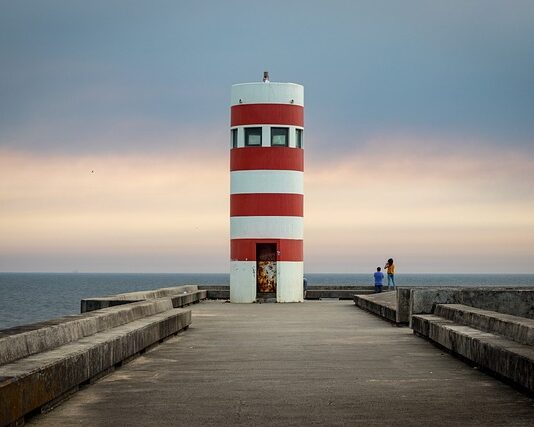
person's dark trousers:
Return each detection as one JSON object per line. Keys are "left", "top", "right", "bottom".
{"left": 374, "top": 285, "right": 382, "bottom": 293}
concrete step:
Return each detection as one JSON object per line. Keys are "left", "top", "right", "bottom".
{"left": 412, "top": 314, "right": 534, "bottom": 393}
{"left": 0, "top": 299, "right": 175, "bottom": 366}
{"left": 0, "top": 308, "right": 191, "bottom": 426}
{"left": 198, "top": 286, "right": 230, "bottom": 300}
{"left": 353, "top": 292, "right": 399, "bottom": 324}
{"left": 305, "top": 289, "right": 376, "bottom": 300}
{"left": 435, "top": 304, "right": 534, "bottom": 346}
{"left": 81, "top": 285, "right": 207, "bottom": 312}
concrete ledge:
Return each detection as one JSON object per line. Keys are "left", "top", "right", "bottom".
{"left": 198, "top": 286, "right": 230, "bottom": 300}
{"left": 305, "top": 286, "right": 376, "bottom": 300}
{"left": 354, "top": 292, "right": 399, "bottom": 324}
{"left": 0, "top": 299, "right": 174, "bottom": 366}
{"left": 199, "top": 285, "right": 379, "bottom": 301}
{"left": 395, "top": 287, "right": 411, "bottom": 324}
{"left": 435, "top": 304, "right": 534, "bottom": 346}
{"left": 409, "top": 288, "right": 459, "bottom": 326}
{"left": 459, "top": 288, "right": 534, "bottom": 319}
{"left": 409, "top": 287, "right": 534, "bottom": 326}
{"left": 412, "top": 314, "right": 534, "bottom": 393}
{"left": 0, "top": 307, "right": 191, "bottom": 426}
{"left": 81, "top": 285, "right": 207, "bottom": 312}
{"left": 169, "top": 290, "right": 207, "bottom": 307}
{"left": 305, "top": 288, "right": 375, "bottom": 300}
{"left": 307, "top": 285, "right": 376, "bottom": 291}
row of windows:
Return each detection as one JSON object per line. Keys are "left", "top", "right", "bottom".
{"left": 231, "top": 127, "right": 303, "bottom": 149}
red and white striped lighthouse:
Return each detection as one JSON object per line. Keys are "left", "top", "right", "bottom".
{"left": 230, "top": 73, "right": 304, "bottom": 303}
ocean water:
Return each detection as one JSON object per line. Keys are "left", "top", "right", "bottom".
{"left": 1, "top": 272, "right": 533, "bottom": 330}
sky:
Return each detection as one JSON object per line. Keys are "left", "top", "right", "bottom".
{"left": 1, "top": 0, "right": 533, "bottom": 273}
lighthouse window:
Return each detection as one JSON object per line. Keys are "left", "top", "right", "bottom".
{"left": 245, "top": 127, "right": 262, "bottom": 146}
{"left": 296, "top": 129, "right": 303, "bottom": 148}
{"left": 231, "top": 129, "right": 238, "bottom": 148}
{"left": 271, "top": 127, "right": 289, "bottom": 147}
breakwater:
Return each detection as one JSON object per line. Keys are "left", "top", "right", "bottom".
{"left": 0, "top": 285, "right": 206, "bottom": 426}
{"left": 3, "top": 273, "right": 534, "bottom": 330}
{"left": 1, "top": 284, "right": 534, "bottom": 426}
{"left": 21, "top": 299, "right": 534, "bottom": 426}
{"left": 355, "top": 287, "right": 534, "bottom": 394}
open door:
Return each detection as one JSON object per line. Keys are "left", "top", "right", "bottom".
{"left": 256, "top": 243, "right": 277, "bottom": 298}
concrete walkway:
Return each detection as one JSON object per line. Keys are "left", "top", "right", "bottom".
{"left": 31, "top": 301, "right": 534, "bottom": 426}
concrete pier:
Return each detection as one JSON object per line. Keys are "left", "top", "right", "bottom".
{"left": 30, "top": 301, "right": 534, "bottom": 426}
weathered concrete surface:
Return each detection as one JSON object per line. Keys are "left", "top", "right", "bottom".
{"left": 198, "top": 285, "right": 230, "bottom": 300}
{"left": 30, "top": 301, "right": 534, "bottom": 426}
{"left": 306, "top": 286, "right": 375, "bottom": 300}
{"left": 353, "top": 291, "right": 399, "bottom": 323}
{"left": 81, "top": 285, "right": 207, "bottom": 313}
{"left": 408, "top": 287, "right": 534, "bottom": 325}
{"left": 409, "top": 288, "right": 458, "bottom": 326}
{"left": 0, "top": 299, "right": 175, "bottom": 366}
{"left": 396, "top": 287, "right": 411, "bottom": 324}
{"left": 0, "top": 306, "right": 191, "bottom": 426}
{"left": 460, "top": 288, "right": 534, "bottom": 319}
{"left": 435, "top": 304, "right": 534, "bottom": 346}
{"left": 412, "top": 313, "right": 534, "bottom": 393}
{"left": 198, "top": 285, "right": 377, "bottom": 301}
{"left": 305, "top": 290, "right": 374, "bottom": 300}
{"left": 198, "top": 286, "right": 376, "bottom": 301}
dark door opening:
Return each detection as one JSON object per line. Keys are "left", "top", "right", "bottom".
{"left": 256, "top": 243, "right": 277, "bottom": 298}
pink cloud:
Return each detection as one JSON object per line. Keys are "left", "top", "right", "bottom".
{"left": 1, "top": 134, "right": 534, "bottom": 273}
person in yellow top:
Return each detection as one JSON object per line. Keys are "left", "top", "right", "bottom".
{"left": 384, "top": 258, "right": 396, "bottom": 289}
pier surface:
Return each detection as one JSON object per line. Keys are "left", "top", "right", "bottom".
{"left": 31, "top": 300, "right": 534, "bottom": 426}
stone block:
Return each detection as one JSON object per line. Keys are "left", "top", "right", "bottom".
{"left": 0, "top": 309, "right": 191, "bottom": 426}
{"left": 354, "top": 292, "right": 398, "bottom": 323}
{"left": 81, "top": 285, "right": 206, "bottom": 313}
{"left": 435, "top": 304, "right": 534, "bottom": 346}
{"left": 0, "top": 299, "right": 174, "bottom": 366}
{"left": 412, "top": 313, "right": 534, "bottom": 393}
{"left": 408, "top": 288, "right": 459, "bottom": 327}
{"left": 396, "top": 287, "right": 411, "bottom": 324}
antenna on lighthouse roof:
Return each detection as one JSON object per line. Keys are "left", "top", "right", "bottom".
{"left": 263, "top": 71, "right": 270, "bottom": 83}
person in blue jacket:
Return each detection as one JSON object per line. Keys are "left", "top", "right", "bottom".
{"left": 373, "top": 267, "right": 384, "bottom": 293}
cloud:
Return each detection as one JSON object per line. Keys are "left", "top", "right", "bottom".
{"left": 0, "top": 148, "right": 229, "bottom": 271}
{"left": 1, "top": 134, "right": 534, "bottom": 273}
{"left": 1, "top": 1, "right": 533, "bottom": 272}
{"left": 303, "top": 135, "right": 534, "bottom": 272}
{"left": 1, "top": 1, "right": 534, "bottom": 155}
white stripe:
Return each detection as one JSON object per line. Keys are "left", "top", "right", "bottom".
{"left": 231, "top": 82, "right": 304, "bottom": 106}
{"left": 231, "top": 216, "right": 304, "bottom": 239}
{"left": 231, "top": 170, "right": 303, "bottom": 194}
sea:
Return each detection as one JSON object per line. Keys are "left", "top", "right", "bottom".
{"left": 1, "top": 272, "right": 534, "bottom": 330}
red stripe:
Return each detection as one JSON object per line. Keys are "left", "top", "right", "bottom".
{"left": 230, "top": 147, "right": 303, "bottom": 171}
{"left": 231, "top": 104, "right": 304, "bottom": 127}
{"left": 231, "top": 239, "right": 303, "bottom": 261}
{"left": 231, "top": 194, "right": 303, "bottom": 217}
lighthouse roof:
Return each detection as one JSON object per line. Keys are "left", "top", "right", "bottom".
{"left": 231, "top": 82, "right": 303, "bottom": 107}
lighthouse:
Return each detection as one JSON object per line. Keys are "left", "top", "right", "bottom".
{"left": 230, "top": 73, "right": 304, "bottom": 303}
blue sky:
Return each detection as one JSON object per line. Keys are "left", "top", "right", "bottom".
{"left": 1, "top": 1, "right": 534, "bottom": 272}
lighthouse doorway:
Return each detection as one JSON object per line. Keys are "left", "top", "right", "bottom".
{"left": 256, "top": 243, "right": 277, "bottom": 298}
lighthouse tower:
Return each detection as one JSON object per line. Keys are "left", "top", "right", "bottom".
{"left": 230, "top": 73, "right": 304, "bottom": 303}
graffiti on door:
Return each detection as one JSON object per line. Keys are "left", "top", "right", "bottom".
{"left": 256, "top": 243, "right": 277, "bottom": 294}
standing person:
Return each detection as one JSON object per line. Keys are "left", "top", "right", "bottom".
{"left": 373, "top": 267, "right": 384, "bottom": 293}
{"left": 385, "top": 258, "right": 396, "bottom": 290}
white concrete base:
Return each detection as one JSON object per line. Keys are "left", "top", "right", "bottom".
{"left": 277, "top": 261, "right": 304, "bottom": 303}
{"left": 230, "top": 261, "right": 257, "bottom": 303}
{"left": 230, "top": 261, "right": 304, "bottom": 303}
